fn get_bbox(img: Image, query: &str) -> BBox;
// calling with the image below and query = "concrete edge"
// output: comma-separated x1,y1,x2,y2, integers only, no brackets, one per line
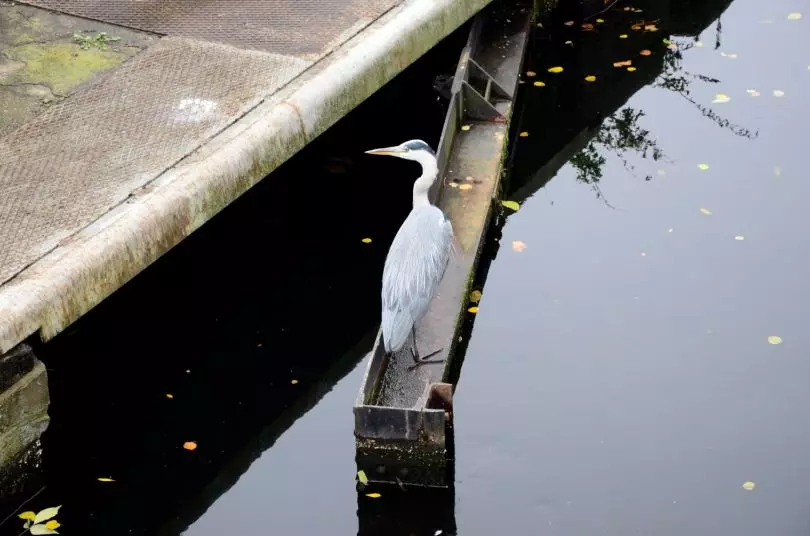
0,0,490,352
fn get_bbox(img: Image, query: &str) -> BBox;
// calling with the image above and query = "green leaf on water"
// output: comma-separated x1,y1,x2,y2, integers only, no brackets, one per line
501,200,520,212
357,470,368,485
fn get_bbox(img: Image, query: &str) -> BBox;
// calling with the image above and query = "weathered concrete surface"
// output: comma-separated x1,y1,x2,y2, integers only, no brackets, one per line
0,0,494,353
0,1,155,136
0,350,49,493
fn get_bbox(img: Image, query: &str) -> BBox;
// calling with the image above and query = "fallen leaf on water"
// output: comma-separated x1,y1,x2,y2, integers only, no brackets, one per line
619,34,628,39
512,240,527,252
565,40,573,45
596,18,605,23
768,336,783,345
734,235,745,241
525,70,536,77
742,481,756,491
581,23,595,30
291,379,299,384
519,131,529,137
357,470,369,485
361,237,372,244
19,512,36,521
435,531,444,536
470,290,482,303
45,521,61,531
97,477,115,482
667,42,677,50
720,52,738,59
448,181,459,188
366,493,382,498
183,441,197,451
627,66,637,72
700,208,712,215
461,125,471,131
30,524,59,535
773,89,785,97
613,60,632,67
712,93,731,103
166,393,174,399
564,20,574,26
33,507,61,524
698,163,710,171
501,200,520,211
468,307,479,314
640,49,652,56
787,12,802,20
657,169,666,176
548,66,564,73
746,89,761,97
584,75,597,82
458,183,472,190
631,24,642,30
644,24,658,31
533,80,546,87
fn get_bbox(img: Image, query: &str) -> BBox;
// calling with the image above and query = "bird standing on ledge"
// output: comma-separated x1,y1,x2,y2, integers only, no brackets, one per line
365,140,454,366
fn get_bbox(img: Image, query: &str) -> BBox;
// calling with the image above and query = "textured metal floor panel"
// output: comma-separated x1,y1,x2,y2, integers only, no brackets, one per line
0,37,309,285
19,0,399,56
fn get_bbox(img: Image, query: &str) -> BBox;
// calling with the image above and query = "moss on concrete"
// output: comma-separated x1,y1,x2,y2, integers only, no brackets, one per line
5,42,126,96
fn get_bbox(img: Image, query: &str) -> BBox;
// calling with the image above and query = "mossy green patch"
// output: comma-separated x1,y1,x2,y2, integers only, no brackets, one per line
4,42,125,96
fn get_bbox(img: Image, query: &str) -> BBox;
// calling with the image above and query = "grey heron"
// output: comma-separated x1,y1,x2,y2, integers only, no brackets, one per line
365,139,454,366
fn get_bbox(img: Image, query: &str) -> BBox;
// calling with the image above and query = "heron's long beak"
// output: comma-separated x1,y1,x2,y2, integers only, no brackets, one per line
365,146,406,157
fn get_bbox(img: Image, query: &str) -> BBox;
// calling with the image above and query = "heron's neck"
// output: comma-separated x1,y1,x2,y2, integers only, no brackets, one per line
412,156,438,208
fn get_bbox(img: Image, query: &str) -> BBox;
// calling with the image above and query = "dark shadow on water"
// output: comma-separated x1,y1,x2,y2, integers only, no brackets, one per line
0,22,471,536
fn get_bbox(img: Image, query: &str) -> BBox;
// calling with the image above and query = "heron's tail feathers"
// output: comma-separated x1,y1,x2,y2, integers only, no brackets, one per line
381,307,413,353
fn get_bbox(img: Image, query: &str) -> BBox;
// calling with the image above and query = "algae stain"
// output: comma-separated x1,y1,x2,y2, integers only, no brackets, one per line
5,42,125,95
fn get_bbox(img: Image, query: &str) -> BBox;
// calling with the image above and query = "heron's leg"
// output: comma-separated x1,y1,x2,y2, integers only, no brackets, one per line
409,325,444,367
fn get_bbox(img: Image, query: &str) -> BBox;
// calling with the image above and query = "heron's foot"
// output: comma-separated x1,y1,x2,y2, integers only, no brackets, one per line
408,346,445,369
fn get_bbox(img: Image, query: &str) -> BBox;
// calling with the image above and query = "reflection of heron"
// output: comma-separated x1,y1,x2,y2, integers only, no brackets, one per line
365,140,454,366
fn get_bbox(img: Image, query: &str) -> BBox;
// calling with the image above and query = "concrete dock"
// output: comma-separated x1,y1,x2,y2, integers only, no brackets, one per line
0,0,492,354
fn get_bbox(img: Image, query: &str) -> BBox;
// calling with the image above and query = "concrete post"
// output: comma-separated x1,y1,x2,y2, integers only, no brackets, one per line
0,343,50,498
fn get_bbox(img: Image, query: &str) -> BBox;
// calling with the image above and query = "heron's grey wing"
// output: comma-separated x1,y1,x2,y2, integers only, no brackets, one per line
381,206,453,352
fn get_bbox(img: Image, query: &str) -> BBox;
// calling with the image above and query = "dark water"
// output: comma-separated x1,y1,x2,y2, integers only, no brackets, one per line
4,0,809,534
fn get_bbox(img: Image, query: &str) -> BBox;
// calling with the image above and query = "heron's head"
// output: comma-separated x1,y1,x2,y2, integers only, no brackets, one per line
365,139,436,165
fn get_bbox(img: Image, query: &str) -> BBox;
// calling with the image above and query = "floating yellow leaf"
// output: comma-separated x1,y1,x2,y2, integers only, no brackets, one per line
501,200,520,211
613,59,632,67
183,441,197,451
596,18,605,23
512,240,527,252
644,24,658,31
461,125,471,131
627,66,637,72
357,470,369,484
584,75,597,82
712,93,731,103
700,208,712,215
525,70,536,77
519,131,529,137
33,507,61,524
734,235,745,241
458,183,472,190
166,393,174,399
30,525,59,535
45,521,61,530
291,379,299,384
631,24,642,30
470,290,482,303
787,12,802,20
361,237,372,244
639,49,652,56
698,163,710,170
619,34,628,39
548,66,564,73
365,493,382,498
468,307,479,314
533,81,546,87
768,336,783,345
97,477,115,482
742,481,756,491
19,512,36,521
773,89,785,97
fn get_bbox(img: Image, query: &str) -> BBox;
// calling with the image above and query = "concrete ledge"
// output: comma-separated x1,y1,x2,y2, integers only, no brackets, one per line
0,360,49,470
0,0,491,353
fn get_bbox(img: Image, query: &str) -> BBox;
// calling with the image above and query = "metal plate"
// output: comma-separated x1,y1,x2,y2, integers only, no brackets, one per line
18,0,400,56
0,37,309,285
